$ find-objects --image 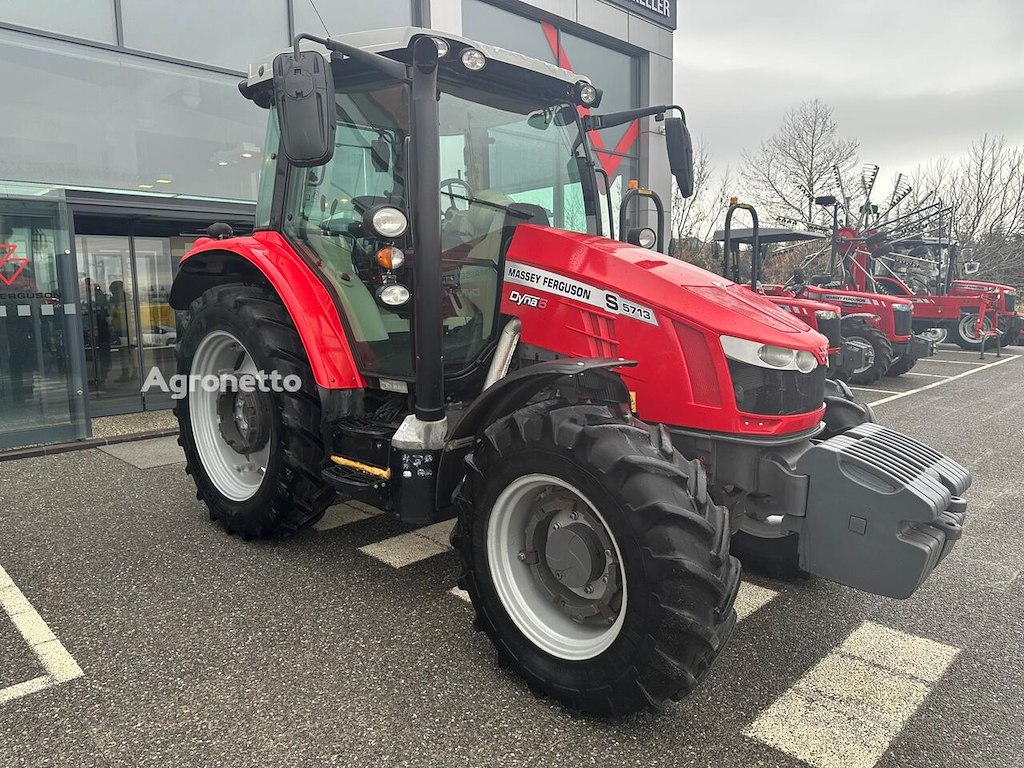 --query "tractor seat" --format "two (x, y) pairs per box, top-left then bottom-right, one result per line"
(809, 274), (833, 286)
